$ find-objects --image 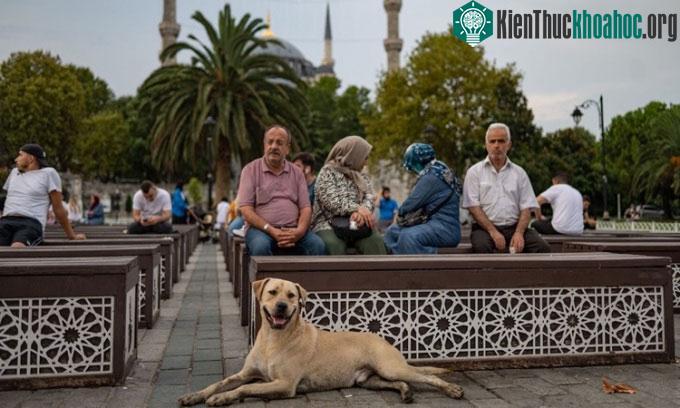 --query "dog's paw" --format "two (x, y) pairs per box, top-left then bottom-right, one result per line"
(206, 395), (232, 407)
(444, 384), (464, 399)
(400, 387), (414, 404)
(178, 392), (205, 406)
